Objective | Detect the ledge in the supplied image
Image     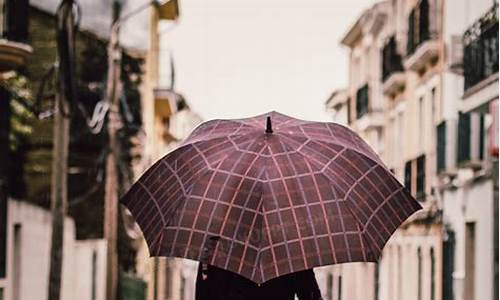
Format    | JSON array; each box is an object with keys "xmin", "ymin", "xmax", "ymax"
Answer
[
  {"xmin": 383, "ymin": 72, "xmax": 406, "ymax": 96},
  {"xmin": 403, "ymin": 40, "xmax": 440, "ymax": 72}
]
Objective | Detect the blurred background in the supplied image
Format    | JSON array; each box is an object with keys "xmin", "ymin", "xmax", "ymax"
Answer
[{"xmin": 0, "ymin": 0, "xmax": 498, "ymax": 299}]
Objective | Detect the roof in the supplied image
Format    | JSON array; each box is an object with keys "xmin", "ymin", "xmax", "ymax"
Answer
[{"xmin": 340, "ymin": 1, "xmax": 389, "ymax": 48}]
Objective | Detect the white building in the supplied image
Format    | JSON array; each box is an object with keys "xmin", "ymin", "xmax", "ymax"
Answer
[
  {"xmin": 0, "ymin": 199, "xmax": 107, "ymax": 300},
  {"xmin": 438, "ymin": 1, "xmax": 498, "ymax": 300}
]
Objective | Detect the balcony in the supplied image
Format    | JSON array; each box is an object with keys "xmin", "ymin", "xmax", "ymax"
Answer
[
  {"xmin": 0, "ymin": 0, "xmax": 32, "ymax": 72},
  {"xmin": 382, "ymin": 36, "xmax": 405, "ymax": 96},
  {"xmin": 403, "ymin": 0, "xmax": 439, "ymax": 72},
  {"xmin": 463, "ymin": 4, "xmax": 498, "ymax": 94}
]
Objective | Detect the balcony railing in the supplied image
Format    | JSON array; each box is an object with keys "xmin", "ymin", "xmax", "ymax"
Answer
[
  {"xmin": 355, "ymin": 84, "xmax": 369, "ymax": 119},
  {"xmin": 2, "ymin": 0, "xmax": 30, "ymax": 43},
  {"xmin": 463, "ymin": 4, "xmax": 499, "ymax": 91},
  {"xmin": 382, "ymin": 36, "xmax": 404, "ymax": 82},
  {"xmin": 407, "ymin": 0, "xmax": 431, "ymax": 56}
]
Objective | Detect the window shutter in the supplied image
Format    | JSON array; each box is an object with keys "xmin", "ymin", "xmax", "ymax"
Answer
[{"xmin": 457, "ymin": 112, "xmax": 471, "ymax": 164}]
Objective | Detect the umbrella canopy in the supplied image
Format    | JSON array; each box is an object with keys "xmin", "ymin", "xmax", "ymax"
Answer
[{"xmin": 121, "ymin": 111, "xmax": 421, "ymax": 284}]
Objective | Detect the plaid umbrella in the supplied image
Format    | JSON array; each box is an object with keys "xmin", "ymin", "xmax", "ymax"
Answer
[{"xmin": 121, "ymin": 111, "xmax": 421, "ymax": 284}]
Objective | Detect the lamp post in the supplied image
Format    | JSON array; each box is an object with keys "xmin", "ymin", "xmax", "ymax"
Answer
[{"xmin": 103, "ymin": 1, "xmax": 178, "ymax": 299}]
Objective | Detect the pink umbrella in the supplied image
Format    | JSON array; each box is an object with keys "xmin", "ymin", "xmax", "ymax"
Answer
[{"xmin": 121, "ymin": 111, "xmax": 421, "ymax": 284}]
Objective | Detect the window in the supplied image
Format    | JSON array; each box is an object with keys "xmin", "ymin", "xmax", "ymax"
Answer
[
  {"xmin": 431, "ymin": 88, "xmax": 436, "ymax": 125},
  {"xmin": 417, "ymin": 247, "xmax": 422, "ymax": 300},
  {"xmin": 457, "ymin": 112, "xmax": 471, "ymax": 163},
  {"xmin": 416, "ymin": 155, "xmax": 426, "ymax": 199},
  {"xmin": 356, "ymin": 84, "xmax": 369, "ymax": 119},
  {"xmin": 327, "ymin": 273, "xmax": 333, "ymax": 300},
  {"xmin": 405, "ymin": 155, "xmax": 426, "ymax": 200},
  {"xmin": 382, "ymin": 36, "xmax": 403, "ymax": 81},
  {"xmin": 430, "ymin": 248, "xmax": 435, "ymax": 300},
  {"xmin": 419, "ymin": 96, "xmax": 424, "ymax": 148},
  {"xmin": 180, "ymin": 275, "xmax": 186, "ymax": 300},
  {"xmin": 443, "ymin": 229, "xmax": 455, "ymax": 300},
  {"xmin": 457, "ymin": 112, "xmax": 485, "ymax": 165},
  {"xmin": 404, "ymin": 161, "xmax": 412, "ymax": 192},
  {"xmin": 337, "ymin": 275, "xmax": 342, "ymax": 300},
  {"xmin": 91, "ymin": 251, "xmax": 97, "ymax": 300},
  {"xmin": 374, "ymin": 263, "xmax": 380, "ymax": 300},
  {"xmin": 437, "ymin": 121, "xmax": 446, "ymax": 172},
  {"xmin": 165, "ymin": 263, "xmax": 172, "ymax": 298},
  {"xmin": 465, "ymin": 223, "xmax": 476, "ymax": 300},
  {"xmin": 13, "ymin": 224, "xmax": 21, "ymax": 300},
  {"xmin": 407, "ymin": 0, "xmax": 431, "ymax": 55}
]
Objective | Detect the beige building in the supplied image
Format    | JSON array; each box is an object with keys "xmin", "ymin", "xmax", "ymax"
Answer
[
  {"xmin": 132, "ymin": 2, "xmax": 203, "ymax": 299},
  {"xmin": 324, "ymin": 1, "xmax": 446, "ymax": 299}
]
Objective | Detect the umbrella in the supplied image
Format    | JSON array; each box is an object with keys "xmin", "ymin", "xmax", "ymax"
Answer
[{"xmin": 121, "ymin": 111, "xmax": 421, "ymax": 284}]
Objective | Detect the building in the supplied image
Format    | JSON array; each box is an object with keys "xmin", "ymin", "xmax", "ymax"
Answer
[
  {"xmin": 324, "ymin": 1, "xmax": 447, "ymax": 299},
  {"xmin": 438, "ymin": 1, "xmax": 498, "ymax": 300},
  {"xmin": 132, "ymin": 2, "xmax": 203, "ymax": 299},
  {"xmin": 0, "ymin": 0, "xmax": 35, "ymax": 298},
  {"xmin": 0, "ymin": 0, "xmax": 152, "ymax": 298},
  {"xmin": 0, "ymin": 199, "xmax": 107, "ymax": 300}
]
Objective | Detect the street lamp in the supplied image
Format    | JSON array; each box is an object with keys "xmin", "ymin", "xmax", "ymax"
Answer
[{"xmin": 103, "ymin": 1, "xmax": 179, "ymax": 299}]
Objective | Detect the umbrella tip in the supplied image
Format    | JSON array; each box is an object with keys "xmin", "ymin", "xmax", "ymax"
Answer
[{"xmin": 266, "ymin": 116, "xmax": 273, "ymax": 134}]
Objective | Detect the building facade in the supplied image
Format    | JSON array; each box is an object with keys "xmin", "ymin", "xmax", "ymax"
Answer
[
  {"xmin": 326, "ymin": 1, "xmax": 498, "ymax": 300},
  {"xmin": 133, "ymin": 2, "xmax": 203, "ymax": 300},
  {"xmin": 439, "ymin": 1, "xmax": 498, "ymax": 300}
]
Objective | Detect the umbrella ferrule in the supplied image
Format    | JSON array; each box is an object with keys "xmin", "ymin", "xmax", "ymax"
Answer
[{"xmin": 266, "ymin": 116, "xmax": 273, "ymax": 134}]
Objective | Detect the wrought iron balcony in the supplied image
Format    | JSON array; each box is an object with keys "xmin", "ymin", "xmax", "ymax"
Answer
[
  {"xmin": 407, "ymin": 0, "xmax": 430, "ymax": 56},
  {"xmin": 404, "ymin": 0, "xmax": 439, "ymax": 72},
  {"xmin": 463, "ymin": 4, "xmax": 499, "ymax": 92},
  {"xmin": 355, "ymin": 84, "xmax": 369, "ymax": 119},
  {"xmin": 382, "ymin": 36, "xmax": 405, "ymax": 95},
  {"xmin": 382, "ymin": 37, "xmax": 404, "ymax": 81}
]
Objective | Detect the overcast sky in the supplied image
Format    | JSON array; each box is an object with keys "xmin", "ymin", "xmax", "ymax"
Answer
[{"xmin": 162, "ymin": 0, "xmax": 377, "ymax": 122}]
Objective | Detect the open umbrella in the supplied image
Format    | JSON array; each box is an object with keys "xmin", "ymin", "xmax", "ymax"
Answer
[{"xmin": 121, "ymin": 111, "xmax": 421, "ymax": 284}]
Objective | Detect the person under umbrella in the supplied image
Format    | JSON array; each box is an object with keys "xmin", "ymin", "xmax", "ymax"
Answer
[
  {"xmin": 196, "ymin": 263, "xmax": 322, "ymax": 300},
  {"xmin": 121, "ymin": 111, "xmax": 421, "ymax": 296}
]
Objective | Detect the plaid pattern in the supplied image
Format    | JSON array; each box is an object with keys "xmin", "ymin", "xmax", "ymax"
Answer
[{"xmin": 121, "ymin": 111, "xmax": 421, "ymax": 284}]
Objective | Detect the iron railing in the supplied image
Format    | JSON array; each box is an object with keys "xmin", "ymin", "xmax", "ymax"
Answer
[
  {"xmin": 407, "ymin": 0, "xmax": 431, "ymax": 56},
  {"xmin": 382, "ymin": 36, "xmax": 404, "ymax": 81},
  {"xmin": 355, "ymin": 84, "xmax": 369, "ymax": 119},
  {"xmin": 463, "ymin": 4, "xmax": 499, "ymax": 91}
]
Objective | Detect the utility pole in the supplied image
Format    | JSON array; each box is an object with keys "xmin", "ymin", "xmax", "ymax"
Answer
[
  {"xmin": 48, "ymin": 0, "xmax": 75, "ymax": 299},
  {"xmin": 104, "ymin": 1, "xmax": 123, "ymax": 298}
]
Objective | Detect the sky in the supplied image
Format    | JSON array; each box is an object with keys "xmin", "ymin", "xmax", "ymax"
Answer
[{"xmin": 162, "ymin": 0, "xmax": 377, "ymax": 122}]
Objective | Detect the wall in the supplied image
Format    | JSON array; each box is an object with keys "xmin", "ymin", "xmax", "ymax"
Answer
[{"xmin": 0, "ymin": 200, "xmax": 107, "ymax": 300}]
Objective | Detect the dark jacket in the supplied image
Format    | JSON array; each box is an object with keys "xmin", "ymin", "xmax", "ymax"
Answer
[{"xmin": 196, "ymin": 264, "xmax": 323, "ymax": 300}]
